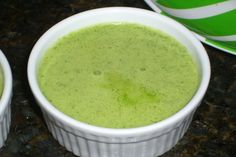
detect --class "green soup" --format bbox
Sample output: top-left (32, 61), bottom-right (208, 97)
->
top-left (38, 23), bottom-right (199, 128)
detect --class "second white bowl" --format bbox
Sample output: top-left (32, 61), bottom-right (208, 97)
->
top-left (0, 49), bottom-right (12, 148)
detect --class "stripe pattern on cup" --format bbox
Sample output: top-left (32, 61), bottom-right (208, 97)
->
top-left (153, 0), bottom-right (236, 49)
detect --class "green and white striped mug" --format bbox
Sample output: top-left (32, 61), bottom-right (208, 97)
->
top-left (145, 0), bottom-right (236, 54)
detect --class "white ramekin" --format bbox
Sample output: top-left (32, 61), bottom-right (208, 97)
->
top-left (27, 7), bottom-right (210, 157)
top-left (0, 49), bottom-right (12, 148)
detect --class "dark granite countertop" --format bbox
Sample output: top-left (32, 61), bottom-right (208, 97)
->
top-left (0, 0), bottom-right (236, 157)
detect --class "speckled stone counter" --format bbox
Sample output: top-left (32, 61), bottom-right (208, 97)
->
top-left (0, 1), bottom-right (236, 157)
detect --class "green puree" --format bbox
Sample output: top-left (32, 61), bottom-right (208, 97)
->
top-left (38, 23), bottom-right (199, 128)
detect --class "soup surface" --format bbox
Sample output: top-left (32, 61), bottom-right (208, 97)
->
top-left (38, 23), bottom-right (199, 128)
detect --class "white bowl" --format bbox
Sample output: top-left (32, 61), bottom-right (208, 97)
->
top-left (27, 7), bottom-right (210, 157)
top-left (0, 49), bottom-right (12, 148)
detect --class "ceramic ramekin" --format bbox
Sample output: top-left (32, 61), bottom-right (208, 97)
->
top-left (0, 49), bottom-right (12, 148)
top-left (27, 7), bottom-right (210, 157)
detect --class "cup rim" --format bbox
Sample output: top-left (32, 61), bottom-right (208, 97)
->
top-left (27, 7), bottom-right (210, 137)
top-left (0, 49), bottom-right (13, 115)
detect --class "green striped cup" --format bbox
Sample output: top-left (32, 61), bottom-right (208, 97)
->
top-left (145, 0), bottom-right (236, 55)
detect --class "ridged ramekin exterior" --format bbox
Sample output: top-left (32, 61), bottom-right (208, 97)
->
top-left (41, 106), bottom-right (196, 157)
top-left (0, 102), bottom-right (11, 148)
